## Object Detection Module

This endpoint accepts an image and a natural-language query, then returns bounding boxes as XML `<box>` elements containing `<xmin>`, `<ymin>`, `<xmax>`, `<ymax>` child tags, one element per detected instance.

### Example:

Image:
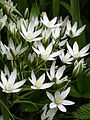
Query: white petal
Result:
<box><xmin>50</xmin><ymin>50</ymin><xmax>63</xmax><ymax>58</ymax></box>
<box><xmin>61</xmin><ymin>100</ymin><xmax>75</xmax><ymax>105</ymax></box>
<box><xmin>40</xmin><ymin>82</ymin><xmax>54</xmax><ymax>89</ymax></box>
<box><xmin>31</xmin><ymin>86</ymin><xmax>37</xmax><ymax>89</ymax></box>
<box><xmin>19</xmin><ymin>46</ymin><xmax>29</xmax><ymax>55</ymax></box>
<box><xmin>11</xmin><ymin>88</ymin><xmax>22</xmax><ymax>93</ymax></box>
<box><xmin>75</xmin><ymin>25</ymin><xmax>86</xmax><ymax>37</ymax></box>
<box><xmin>38</xmin><ymin>42</ymin><xmax>45</xmax><ymax>54</ymax></box>
<box><xmin>46</xmin><ymin>91</ymin><xmax>54</xmax><ymax>101</ymax></box>
<box><xmin>1</xmin><ymin>41</ymin><xmax>6</xmax><ymax>54</ymax></box>
<box><xmin>58</xmin><ymin>104</ymin><xmax>66</xmax><ymax>112</ymax></box>
<box><xmin>28</xmin><ymin>19</ymin><xmax>34</xmax><ymax>33</ymax></box>
<box><xmin>55</xmin><ymin>91</ymin><xmax>60</xmax><ymax>99</ymax></box>
<box><xmin>73</xmin><ymin>41</ymin><xmax>79</xmax><ymax>54</ymax></box>
<box><xmin>60</xmin><ymin>87</ymin><xmax>70</xmax><ymax>99</ymax></box>
<box><xmin>56</xmin><ymin>65</ymin><xmax>66</xmax><ymax>80</ymax></box>
<box><xmin>33</xmin><ymin>29</ymin><xmax>41</xmax><ymax>38</ymax></box>
<box><xmin>67</xmin><ymin>42</ymin><xmax>73</xmax><ymax>56</ymax></box>
<box><xmin>0</xmin><ymin>82</ymin><xmax>4</xmax><ymax>89</ymax></box>
<box><xmin>32</xmin><ymin>46</ymin><xmax>40</xmax><ymax>55</ymax></box>
<box><xmin>72</xmin><ymin>22</ymin><xmax>77</xmax><ymax>33</ymax></box>
<box><xmin>9</xmin><ymin>39</ymin><xmax>15</xmax><ymax>50</ymax></box>
<box><xmin>50</xmin><ymin>102</ymin><xmax>57</xmax><ymax>109</ymax></box>
<box><xmin>8</xmin><ymin>69</ymin><xmax>16</xmax><ymax>85</ymax></box>
<box><xmin>15</xmin><ymin>42</ymin><xmax>22</xmax><ymax>55</ymax></box>
<box><xmin>50</xmin><ymin>61</ymin><xmax>56</xmax><ymax>79</ymax></box>
<box><xmin>46</xmin><ymin>71</ymin><xmax>52</xmax><ymax>81</ymax></box>
<box><xmin>1</xmin><ymin>71</ymin><xmax>7</xmax><ymax>85</ymax></box>
<box><xmin>46</xmin><ymin>42</ymin><xmax>53</xmax><ymax>55</ymax></box>
<box><xmin>13</xmin><ymin>79</ymin><xmax>26</xmax><ymax>89</ymax></box>
<box><xmin>30</xmin><ymin>37</ymin><xmax>42</xmax><ymax>42</ymax></box>
<box><xmin>50</xmin><ymin>17</ymin><xmax>57</xmax><ymax>26</ymax></box>
<box><xmin>38</xmin><ymin>73</ymin><xmax>45</xmax><ymax>84</ymax></box>
<box><xmin>31</xmin><ymin>71</ymin><xmax>36</xmax><ymax>86</ymax></box>
<box><xmin>67</xmin><ymin>20</ymin><xmax>71</xmax><ymax>31</ymax></box>
<box><xmin>79</xmin><ymin>44</ymin><xmax>89</xmax><ymax>57</ymax></box>
<box><xmin>21</xmin><ymin>23</ymin><xmax>27</xmax><ymax>35</ymax></box>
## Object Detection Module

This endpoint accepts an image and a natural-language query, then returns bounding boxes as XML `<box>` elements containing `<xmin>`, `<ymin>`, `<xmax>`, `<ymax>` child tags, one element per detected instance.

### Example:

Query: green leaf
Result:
<box><xmin>70</xmin><ymin>86</ymin><xmax>81</xmax><ymax>98</ymax></box>
<box><xmin>30</xmin><ymin>3</ymin><xmax>39</xmax><ymax>20</ymax></box>
<box><xmin>70</xmin><ymin>0</ymin><xmax>86</xmax><ymax>48</ymax></box>
<box><xmin>0</xmin><ymin>91</ymin><xmax>10</xmax><ymax>120</ymax></box>
<box><xmin>21</xmin><ymin>103</ymin><xmax>38</xmax><ymax>112</ymax></box>
<box><xmin>74</xmin><ymin>103</ymin><xmax>90</xmax><ymax>119</ymax></box>
<box><xmin>60</xmin><ymin>1</ymin><xmax>71</xmax><ymax>16</ymax></box>
<box><xmin>77</xmin><ymin>73</ymin><xmax>90</xmax><ymax>99</ymax></box>
<box><xmin>53</xmin><ymin>0</ymin><xmax>59</xmax><ymax>17</ymax></box>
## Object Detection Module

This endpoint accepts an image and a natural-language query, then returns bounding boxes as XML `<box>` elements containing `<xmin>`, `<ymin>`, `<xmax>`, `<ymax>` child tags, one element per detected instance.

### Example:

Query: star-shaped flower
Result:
<box><xmin>29</xmin><ymin>71</ymin><xmax>54</xmax><ymax>89</ymax></box>
<box><xmin>0</xmin><ymin>69</ymin><xmax>26</xmax><ymax>93</ymax></box>
<box><xmin>46</xmin><ymin>87</ymin><xmax>75</xmax><ymax>112</ymax></box>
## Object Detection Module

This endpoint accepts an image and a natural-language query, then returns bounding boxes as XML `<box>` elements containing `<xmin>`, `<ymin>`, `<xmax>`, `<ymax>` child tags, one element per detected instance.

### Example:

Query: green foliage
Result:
<box><xmin>53</xmin><ymin>0</ymin><xmax>59</xmax><ymax>17</ymax></box>
<box><xmin>74</xmin><ymin>103</ymin><xmax>90</xmax><ymax>119</ymax></box>
<box><xmin>0</xmin><ymin>91</ymin><xmax>10</xmax><ymax>120</ymax></box>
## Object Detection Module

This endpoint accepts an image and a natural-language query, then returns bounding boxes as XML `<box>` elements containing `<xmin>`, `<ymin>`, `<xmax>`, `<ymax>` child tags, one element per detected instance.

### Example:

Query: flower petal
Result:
<box><xmin>1</xmin><ymin>71</ymin><xmax>7</xmax><ymax>85</ymax></box>
<box><xmin>50</xmin><ymin>102</ymin><xmax>57</xmax><ymax>109</ymax></box>
<box><xmin>60</xmin><ymin>87</ymin><xmax>70</xmax><ymax>99</ymax></box>
<box><xmin>46</xmin><ymin>91</ymin><xmax>54</xmax><ymax>102</ymax></box>
<box><xmin>79</xmin><ymin>44</ymin><xmax>90</xmax><ymax>57</ymax></box>
<box><xmin>0</xmin><ymin>82</ymin><xmax>4</xmax><ymax>89</ymax></box>
<box><xmin>67</xmin><ymin>42</ymin><xmax>73</xmax><ymax>56</ymax></box>
<box><xmin>61</xmin><ymin>100</ymin><xmax>75</xmax><ymax>105</ymax></box>
<box><xmin>8</xmin><ymin>69</ymin><xmax>16</xmax><ymax>85</ymax></box>
<box><xmin>73</xmin><ymin>41</ymin><xmax>79</xmax><ymax>54</ymax></box>
<box><xmin>58</xmin><ymin>104</ymin><xmax>66</xmax><ymax>112</ymax></box>
<box><xmin>38</xmin><ymin>73</ymin><xmax>45</xmax><ymax>84</ymax></box>
<box><xmin>40</xmin><ymin>82</ymin><xmax>54</xmax><ymax>89</ymax></box>
<box><xmin>50</xmin><ymin>61</ymin><xmax>56</xmax><ymax>79</ymax></box>
<box><xmin>31</xmin><ymin>71</ymin><xmax>36</xmax><ymax>86</ymax></box>
<box><xmin>13</xmin><ymin>79</ymin><xmax>26</xmax><ymax>89</ymax></box>
<box><xmin>56</xmin><ymin>65</ymin><xmax>66</xmax><ymax>80</ymax></box>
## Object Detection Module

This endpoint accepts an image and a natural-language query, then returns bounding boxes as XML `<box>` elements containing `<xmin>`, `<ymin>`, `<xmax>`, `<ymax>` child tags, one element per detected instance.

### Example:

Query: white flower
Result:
<box><xmin>32</xmin><ymin>42</ymin><xmax>63</xmax><ymax>60</ymax></box>
<box><xmin>0</xmin><ymin>69</ymin><xmax>26</xmax><ymax>93</ymax></box>
<box><xmin>41</xmin><ymin>12</ymin><xmax>63</xmax><ymax>28</ymax></box>
<box><xmin>73</xmin><ymin>58</ymin><xmax>86</xmax><ymax>77</ymax></box>
<box><xmin>41</xmin><ymin>104</ymin><xmax>57</xmax><ymax>120</ymax></box>
<box><xmin>0</xmin><ymin>40</ymin><xmax>28</xmax><ymax>60</ymax></box>
<box><xmin>0</xmin><ymin>41</ymin><xmax>13</xmax><ymax>60</ymax></box>
<box><xmin>66</xmin><ymin>21</ymin><xmax>86</xmax><ymax>38</ymax></box>
<box><xmin>29</xmin><ymin>71</ymin><xmax>54</xmax><ymax>89</ymax></box>
<box><xmin>46</xmin><ymin>87</ymin><xmax>75</xmax><ymax>112</ymax></box>
<box><xmin>46</xmin><ymin>61</ymin><xmax>68</xmax><ymax>84</ymax></box>
<box><xmin>8</xmin><ymin>20</ymin><xmax>17</xmax><ymax>35</ymax></box>
<box><xmin>4</xmin><ymin>0</ymin><xmax>16</xmax><ymax>13</ymax></box>
<box><xmin>9</xmin><ymin>39</ymin><xmax>28</xmax><ymax>56</ymax></box>
<box><xmin>51</xmin><ymin>27</ymin><xmax>61</xmax><ymax>40</ymax></box>
<box><xmin>0</xmin><ymin>9</ymin><xmax>7</xmax><ymax>30</ymax></box>
<box><xmin>20</xmin><ymin>19</ymin><xmax>42</xmax><ymax>42</ymax></box>
<box><xmin>59</xmin><ymin>51</ymin><xmax>73</xmax><ymax>64</ymax></box>
<box><xmin>67</xmin><ymin>41</ymin><xmax>90</xmax><ymax>59</ymax></box>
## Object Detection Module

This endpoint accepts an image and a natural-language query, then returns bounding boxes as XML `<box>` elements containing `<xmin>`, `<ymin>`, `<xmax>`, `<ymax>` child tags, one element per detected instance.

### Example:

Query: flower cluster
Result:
<box><xmin>0</xmin><ymin>1</ymin><xmax>90</xmax><ymax>119</ymax></box>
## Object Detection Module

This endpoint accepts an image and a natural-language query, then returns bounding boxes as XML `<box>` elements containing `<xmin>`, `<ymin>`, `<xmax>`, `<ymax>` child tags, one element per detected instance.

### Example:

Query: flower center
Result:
<box><xmin>47</xmin><ymin>21</ymin><xmax>51</xmax><ymax>27</ymax></box>
<box><xmin>27</xmin><ymin>34</ymin><xmax>32</xmax><ymax>39</ymax></box>
<box><xmin>62</xmin><ymin>57</ymin><xmax>67</xmax><ymax>63</ymax></box>
<box><xmin>74</xmin><ymin>53</ymin><xmax>79</xmax><ymax>58</ymax></box>
<box><xmin>36</xmin><ymin>81</ymin><xmax>42</xmax><ymax>88</ymax></box>
<box><xmin>55</xmin><ymin>97</ymin><xmax>62</xmax><ymax>104</ymax></box>
<box><xmin>6</xmin><ymin>84</ymin><xmax>13</xmax><ymax>91</ymax></box>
